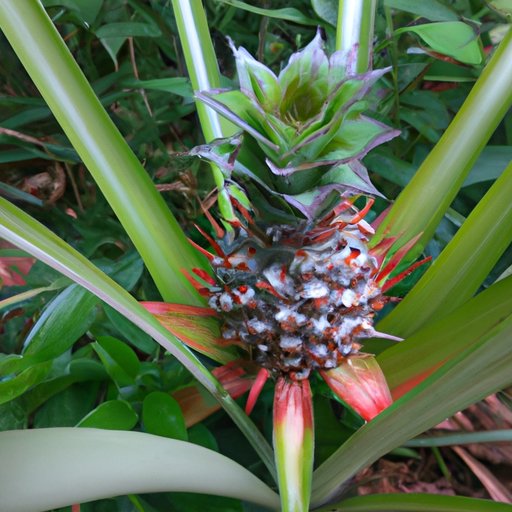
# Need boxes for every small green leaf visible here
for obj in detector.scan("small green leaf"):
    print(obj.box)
[311,0,337,26]
[216,0,318,25]
[0,362,52,406]
[121,77,193,98]
[385,0,458,21]
[93,336,140,387]
[77,400,138,430]
[95,22,161,38]
[22,284,98,360]
[42,0,103,25]
[395,22,484,65]
[142,391,187,441]
[0,401,27,431]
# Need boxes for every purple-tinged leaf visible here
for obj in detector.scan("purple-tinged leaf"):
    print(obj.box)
[196,91,280,151]
[228,38,281,111]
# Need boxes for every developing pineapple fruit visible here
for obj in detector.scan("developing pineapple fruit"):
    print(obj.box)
[185,32,420,418]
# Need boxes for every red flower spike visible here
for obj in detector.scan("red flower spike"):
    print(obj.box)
[192,267,217,286]
[348,197,374,225]
[181,269,212,297]
[194,223,226,259]
[321,355,392,421]
[369,236,397,268]
[187,237,216,261]
[245,368,270,415]
[200,201,225,239]
[375,233,423,284]
[273,377,314,512]
[381,256,432,293]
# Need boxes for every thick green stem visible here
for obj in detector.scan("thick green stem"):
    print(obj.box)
[171,0,237,220]
[0,0,203,305]
[336,0,377,72]
[372,27,512,252]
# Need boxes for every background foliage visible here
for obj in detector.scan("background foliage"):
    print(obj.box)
[1,0,511,510]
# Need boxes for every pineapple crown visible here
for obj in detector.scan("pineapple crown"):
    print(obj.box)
[195,31,400,220]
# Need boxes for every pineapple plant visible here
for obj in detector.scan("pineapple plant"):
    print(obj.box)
[185,32,419,411]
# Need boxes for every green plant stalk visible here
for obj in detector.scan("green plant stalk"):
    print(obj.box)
[336,0,377,72]
[318,493,512,511]
[0,196,277,482]
[171,0,237,221]
[0,1,203,306]
[372,26,512,253]
[405,430,512,448]
[379,160,512,337]
[311,312,512,506]
[0,429,280,511]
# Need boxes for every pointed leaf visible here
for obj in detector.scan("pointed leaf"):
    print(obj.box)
[141,302,237,364]
[143,391,188,441]
[77,400,138,430]
[0,428,280,511]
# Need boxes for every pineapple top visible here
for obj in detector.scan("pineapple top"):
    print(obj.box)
[196,32,399,221]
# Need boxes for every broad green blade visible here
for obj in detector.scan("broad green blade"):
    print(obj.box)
[318,493,512,511]
[378,275,512,394]
[0,428,279,512]
[379,161,512,337]
[311,313,512,507]
[372,27,512,255]
[0,0,203,305]
[0,196,276,480]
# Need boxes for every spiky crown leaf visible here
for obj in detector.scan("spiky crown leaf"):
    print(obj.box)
[196,32,399,220]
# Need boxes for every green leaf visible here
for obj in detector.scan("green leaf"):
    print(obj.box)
[377,275,512,393]
[463,146,512,186]
[311,313,512,506]
[0,362,52,406]
[216,0,318,25]
[0,1,205,305]
[93,336,140,387]
[95,22,161,38]
[395,22,483,65]
[102,305,157,355]
[142,391,188,441]
[379,161,512,337]
[22,284,98,360]
[0,194,275,480]
[77,400,138,430]
[384,0,458,22]
[311,0,337,26]
[33,382,99,427]
[372,28,512,256]
[42,0,103,25]
[0,401,27,431]
[321,493,512,511]
[121,77,193,98]
[0,428,280,511]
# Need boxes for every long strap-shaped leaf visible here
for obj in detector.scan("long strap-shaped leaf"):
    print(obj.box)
[371,27,512,254]
[318,493,512,511]
[0,428,279,512]
[379,160,512,337]
[0,0,203,305]
[378,274,512,394]
[311,311,512,507]
[0,196,276,481]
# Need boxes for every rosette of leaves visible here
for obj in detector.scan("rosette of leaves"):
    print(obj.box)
[196,32,399,220]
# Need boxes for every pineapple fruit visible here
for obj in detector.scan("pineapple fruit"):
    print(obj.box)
[188,32,404,402]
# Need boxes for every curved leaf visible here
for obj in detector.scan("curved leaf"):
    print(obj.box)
[0,428,280,512]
